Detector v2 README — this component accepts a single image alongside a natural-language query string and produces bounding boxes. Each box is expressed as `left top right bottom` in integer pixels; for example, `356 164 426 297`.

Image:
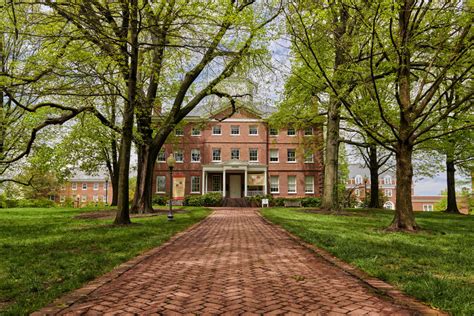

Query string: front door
229 175 241 198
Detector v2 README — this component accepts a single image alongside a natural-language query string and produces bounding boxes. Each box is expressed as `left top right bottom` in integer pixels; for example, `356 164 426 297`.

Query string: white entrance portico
202 160 267 198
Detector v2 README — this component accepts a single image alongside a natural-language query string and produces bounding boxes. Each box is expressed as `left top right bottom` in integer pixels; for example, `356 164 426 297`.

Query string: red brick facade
59 179 113 206
153 108 324 199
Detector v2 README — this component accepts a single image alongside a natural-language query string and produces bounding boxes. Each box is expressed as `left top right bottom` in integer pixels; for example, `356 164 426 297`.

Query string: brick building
153 106 324 200
58 173 113 206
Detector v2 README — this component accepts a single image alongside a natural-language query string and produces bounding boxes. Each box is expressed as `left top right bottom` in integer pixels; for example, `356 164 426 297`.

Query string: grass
261 208 474 316
0 206 210 315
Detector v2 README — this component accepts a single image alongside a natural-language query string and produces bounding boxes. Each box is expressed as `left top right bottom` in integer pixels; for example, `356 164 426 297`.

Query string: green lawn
261 208 474 316
0 206 210 315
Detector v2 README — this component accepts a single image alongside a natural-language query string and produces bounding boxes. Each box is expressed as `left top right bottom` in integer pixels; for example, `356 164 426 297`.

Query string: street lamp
105 175 109 206
166 153 176 221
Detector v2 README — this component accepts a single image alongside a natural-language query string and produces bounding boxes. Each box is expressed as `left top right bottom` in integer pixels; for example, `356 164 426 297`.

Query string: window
93 195 99 202
212 148 221 161
287 127 296 136
212 125 222 135
72 182 77 190
355 175 363 185
174 150 184 162
288 176 297 194
82 183 88 190
231 125 240 135
355 189 360 197
249 125 258 135
191 149 201 162
102 195 107 202
384 175 392 185
385 189 392 197
191 127 201 136
212 175 222 191
269 149 279 162
384 201 394 210
304 150 314 163
423 204 433 212
60 185 66 191
191 176 200 193
287 149 296 162
269 128 278 136
231 148 240 160
305 176 314 193
175 128 184 136
93 183 99 190
249 148 258 162
270 176 279 193
156 176 166 193
60 195 65 202
157 150 166 162
81 195 87 202
304 127 313 136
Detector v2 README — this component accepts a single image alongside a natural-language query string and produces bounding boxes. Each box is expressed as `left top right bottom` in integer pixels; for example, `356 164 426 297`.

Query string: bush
184 192 222 207
301 197 321 207
152 195 168 206
17 198 55 208
272 197 286 207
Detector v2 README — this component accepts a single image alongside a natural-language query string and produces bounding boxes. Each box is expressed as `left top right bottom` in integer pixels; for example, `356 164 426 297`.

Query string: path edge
256 210 447 316
31 210 215 316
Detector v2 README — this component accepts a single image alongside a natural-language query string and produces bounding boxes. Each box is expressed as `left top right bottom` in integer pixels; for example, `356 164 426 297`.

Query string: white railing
247 190 264 197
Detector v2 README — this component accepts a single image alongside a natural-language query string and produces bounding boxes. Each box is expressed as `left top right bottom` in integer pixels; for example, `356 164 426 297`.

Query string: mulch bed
75 209 188 220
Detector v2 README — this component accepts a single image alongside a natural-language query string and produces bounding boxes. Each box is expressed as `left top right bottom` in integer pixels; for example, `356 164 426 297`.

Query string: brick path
38 209 434 315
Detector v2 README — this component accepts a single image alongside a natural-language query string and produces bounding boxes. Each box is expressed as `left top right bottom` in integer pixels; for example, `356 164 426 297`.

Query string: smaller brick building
58 173 113 206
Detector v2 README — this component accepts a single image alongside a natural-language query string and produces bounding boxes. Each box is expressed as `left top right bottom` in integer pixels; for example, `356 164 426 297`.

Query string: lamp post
166 154 176 221
105 175 109 206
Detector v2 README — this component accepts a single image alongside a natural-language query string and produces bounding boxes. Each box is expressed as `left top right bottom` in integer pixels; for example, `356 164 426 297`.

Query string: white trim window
174 150 184 162
304 150 314 163
384 175 393 185
423 204 433 212
191 127 201 136
355 175 363 185
305 176 314 194
269 128 278 136
60 185 66 191
102 195 107 202
212 175 222 191
384 201 394 210
270 176 279 193
304 127 313 136
385 189 392 197
93 183 99 191
82 183 88 190
156 176 166 193
212 148 221 162
81 195 87 202
231 148 240 160
269 149 279 162
175 128 184 136
230 125 240 135
212 125 222 135
287 149 296 162
191 149 201 162
249 148 258 162
249 125 258 135
191 176 200 193
157 150 166 162
287 127 296 136
288 176 297 194
72 182 77 190
93 195 99 202
60 195 66 202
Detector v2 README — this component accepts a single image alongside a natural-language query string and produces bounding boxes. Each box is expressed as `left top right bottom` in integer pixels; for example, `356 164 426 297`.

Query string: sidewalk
34 209 440 315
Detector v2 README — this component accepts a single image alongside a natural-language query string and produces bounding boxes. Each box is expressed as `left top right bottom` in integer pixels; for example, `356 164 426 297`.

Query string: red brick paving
35 209 442 315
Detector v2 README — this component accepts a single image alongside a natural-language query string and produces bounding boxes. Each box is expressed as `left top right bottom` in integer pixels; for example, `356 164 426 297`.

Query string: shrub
301 197 321 207
272 197 286 207
17 198 55 208
152 195 168 206
184 193 222 207
184 195 204 206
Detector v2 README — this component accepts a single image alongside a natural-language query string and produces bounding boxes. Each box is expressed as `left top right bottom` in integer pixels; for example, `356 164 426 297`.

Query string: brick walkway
38 209 434 315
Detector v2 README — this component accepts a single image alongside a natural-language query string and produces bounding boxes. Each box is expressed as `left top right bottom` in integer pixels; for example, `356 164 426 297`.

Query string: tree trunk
131 144 156 214
445 155 460 213
368 145 380 208
389 142 418 231
111 170 119 206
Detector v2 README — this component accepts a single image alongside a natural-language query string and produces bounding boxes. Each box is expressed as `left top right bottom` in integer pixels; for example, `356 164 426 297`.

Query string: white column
244 168 248 197
222 169 226 197
202 169 206 194
264 168 268 195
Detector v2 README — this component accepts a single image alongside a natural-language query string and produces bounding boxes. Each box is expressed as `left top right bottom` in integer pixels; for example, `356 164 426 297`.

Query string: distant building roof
69 170 108 182
348 163 395 179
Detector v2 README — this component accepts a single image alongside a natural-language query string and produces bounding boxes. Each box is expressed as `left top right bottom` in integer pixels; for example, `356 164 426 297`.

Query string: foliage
262 208 474 315
184 193 223 207
152 195 168 206
0 206 211 314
